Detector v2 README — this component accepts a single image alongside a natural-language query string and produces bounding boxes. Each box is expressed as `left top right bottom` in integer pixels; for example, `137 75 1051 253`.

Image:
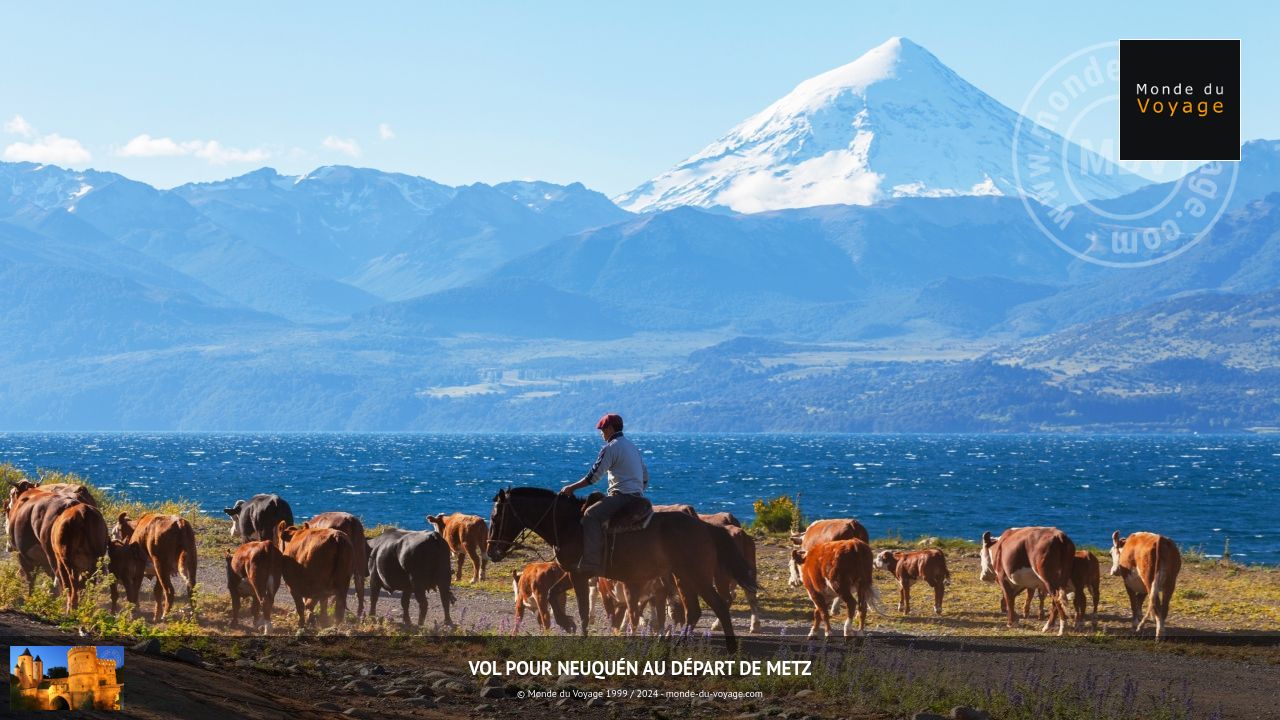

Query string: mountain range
1 37 1279 431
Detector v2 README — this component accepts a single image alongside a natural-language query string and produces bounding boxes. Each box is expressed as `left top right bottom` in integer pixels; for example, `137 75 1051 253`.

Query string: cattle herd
2 480 1186 643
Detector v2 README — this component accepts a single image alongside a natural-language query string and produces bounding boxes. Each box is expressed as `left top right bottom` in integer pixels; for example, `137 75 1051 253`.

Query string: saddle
583 492 654 534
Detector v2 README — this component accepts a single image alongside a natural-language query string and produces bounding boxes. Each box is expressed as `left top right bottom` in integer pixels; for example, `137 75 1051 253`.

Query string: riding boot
579 512 605 575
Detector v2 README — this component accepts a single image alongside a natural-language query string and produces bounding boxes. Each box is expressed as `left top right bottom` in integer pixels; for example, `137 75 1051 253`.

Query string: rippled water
1 433 1275 563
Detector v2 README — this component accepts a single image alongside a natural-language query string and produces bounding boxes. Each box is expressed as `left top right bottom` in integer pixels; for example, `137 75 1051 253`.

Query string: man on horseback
559 413 649 576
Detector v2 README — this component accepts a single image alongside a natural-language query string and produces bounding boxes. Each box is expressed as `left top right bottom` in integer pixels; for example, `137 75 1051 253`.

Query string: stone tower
14 648 37 690
66 646 99 707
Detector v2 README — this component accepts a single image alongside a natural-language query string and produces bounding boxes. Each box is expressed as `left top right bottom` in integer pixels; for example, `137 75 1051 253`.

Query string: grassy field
3 464 1277 643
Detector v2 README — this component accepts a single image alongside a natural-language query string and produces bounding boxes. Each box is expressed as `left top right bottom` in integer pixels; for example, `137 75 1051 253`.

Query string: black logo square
1120 39 1240 161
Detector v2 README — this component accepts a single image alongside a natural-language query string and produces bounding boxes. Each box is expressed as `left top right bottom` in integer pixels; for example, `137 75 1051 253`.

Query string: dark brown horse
485 487 756 652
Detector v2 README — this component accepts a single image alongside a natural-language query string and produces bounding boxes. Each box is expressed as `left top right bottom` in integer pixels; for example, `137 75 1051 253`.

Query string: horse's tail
710 525 757 594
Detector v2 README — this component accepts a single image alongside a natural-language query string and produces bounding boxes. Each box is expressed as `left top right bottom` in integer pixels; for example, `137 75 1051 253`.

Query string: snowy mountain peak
616 37 1146 214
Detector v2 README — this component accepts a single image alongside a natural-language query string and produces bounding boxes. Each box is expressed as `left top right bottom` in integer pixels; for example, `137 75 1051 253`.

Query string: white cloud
3 133 92 166
119 134 187 157
117 134 270 165
322 135 362 157
191 140 270 165
4 114 34 137
378 123 395 141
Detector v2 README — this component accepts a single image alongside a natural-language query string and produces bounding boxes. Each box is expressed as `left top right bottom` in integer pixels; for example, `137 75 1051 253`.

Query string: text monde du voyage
1134 82 1228 118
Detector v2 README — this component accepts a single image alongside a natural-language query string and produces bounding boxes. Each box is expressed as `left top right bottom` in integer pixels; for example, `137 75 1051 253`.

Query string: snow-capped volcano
616 37 1147 213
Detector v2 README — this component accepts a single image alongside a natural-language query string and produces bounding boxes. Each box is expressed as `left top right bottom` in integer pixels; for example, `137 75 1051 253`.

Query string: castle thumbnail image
10 645 123 711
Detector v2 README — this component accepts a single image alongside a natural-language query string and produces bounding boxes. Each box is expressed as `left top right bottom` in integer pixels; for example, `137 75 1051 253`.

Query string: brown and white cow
49 503 109 612
789 518 870 587
979 526 1075 635
276 520 353 628
512 561 576 633
226 540 284 634
873 548 950 615
427 512 488 583
1006 550 1101 631
791 539 881 639
308 511 369 618
1110 530 1182 640
112 513 198 621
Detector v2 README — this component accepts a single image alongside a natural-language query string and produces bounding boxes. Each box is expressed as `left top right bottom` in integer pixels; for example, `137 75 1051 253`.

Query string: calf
107 540 147 613
789 518 869 587
277 520 353 628
427 512 487 583
367 527 454 626
224 494 294 541
512 561 576 632
979 527 1075 635
592 575 674 634
792 539 880 639
592 577 630 631
1071 550 1101 631
226 540 283 634
1110 530 1182 640
49 503 109 612
873 549 950 615
308 511 369 619
1003 552 1101 631
112 513 198 621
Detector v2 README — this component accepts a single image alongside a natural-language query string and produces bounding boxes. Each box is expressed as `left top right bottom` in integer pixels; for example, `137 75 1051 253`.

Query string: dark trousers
581 492 648 568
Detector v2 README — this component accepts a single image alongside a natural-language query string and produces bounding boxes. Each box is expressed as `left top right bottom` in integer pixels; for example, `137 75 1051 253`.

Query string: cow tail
437 545 457 605
711 525 757 594
865 582 887 616
1146 538 1164 625
942 564 952 587
177 518 198 591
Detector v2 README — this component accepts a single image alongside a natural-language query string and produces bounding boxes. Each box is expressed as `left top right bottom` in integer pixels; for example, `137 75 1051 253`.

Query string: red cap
595 413 623 432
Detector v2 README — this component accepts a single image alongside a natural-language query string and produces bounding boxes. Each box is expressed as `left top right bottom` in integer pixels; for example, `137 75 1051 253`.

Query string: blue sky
2 1 1275 193
9 645 125 673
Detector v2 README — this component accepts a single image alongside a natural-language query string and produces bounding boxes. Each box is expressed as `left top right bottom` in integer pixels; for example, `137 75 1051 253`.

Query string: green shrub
750 494 802 534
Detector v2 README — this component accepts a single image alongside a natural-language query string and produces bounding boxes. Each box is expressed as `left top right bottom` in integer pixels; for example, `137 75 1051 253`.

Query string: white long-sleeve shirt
581 433 649 495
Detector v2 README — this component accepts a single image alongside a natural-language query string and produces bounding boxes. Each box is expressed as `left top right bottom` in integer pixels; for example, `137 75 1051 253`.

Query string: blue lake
1 433 1275 563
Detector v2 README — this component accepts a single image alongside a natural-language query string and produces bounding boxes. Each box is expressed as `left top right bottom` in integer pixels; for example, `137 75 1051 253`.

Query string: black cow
223 494 293 542
367 528 454 626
